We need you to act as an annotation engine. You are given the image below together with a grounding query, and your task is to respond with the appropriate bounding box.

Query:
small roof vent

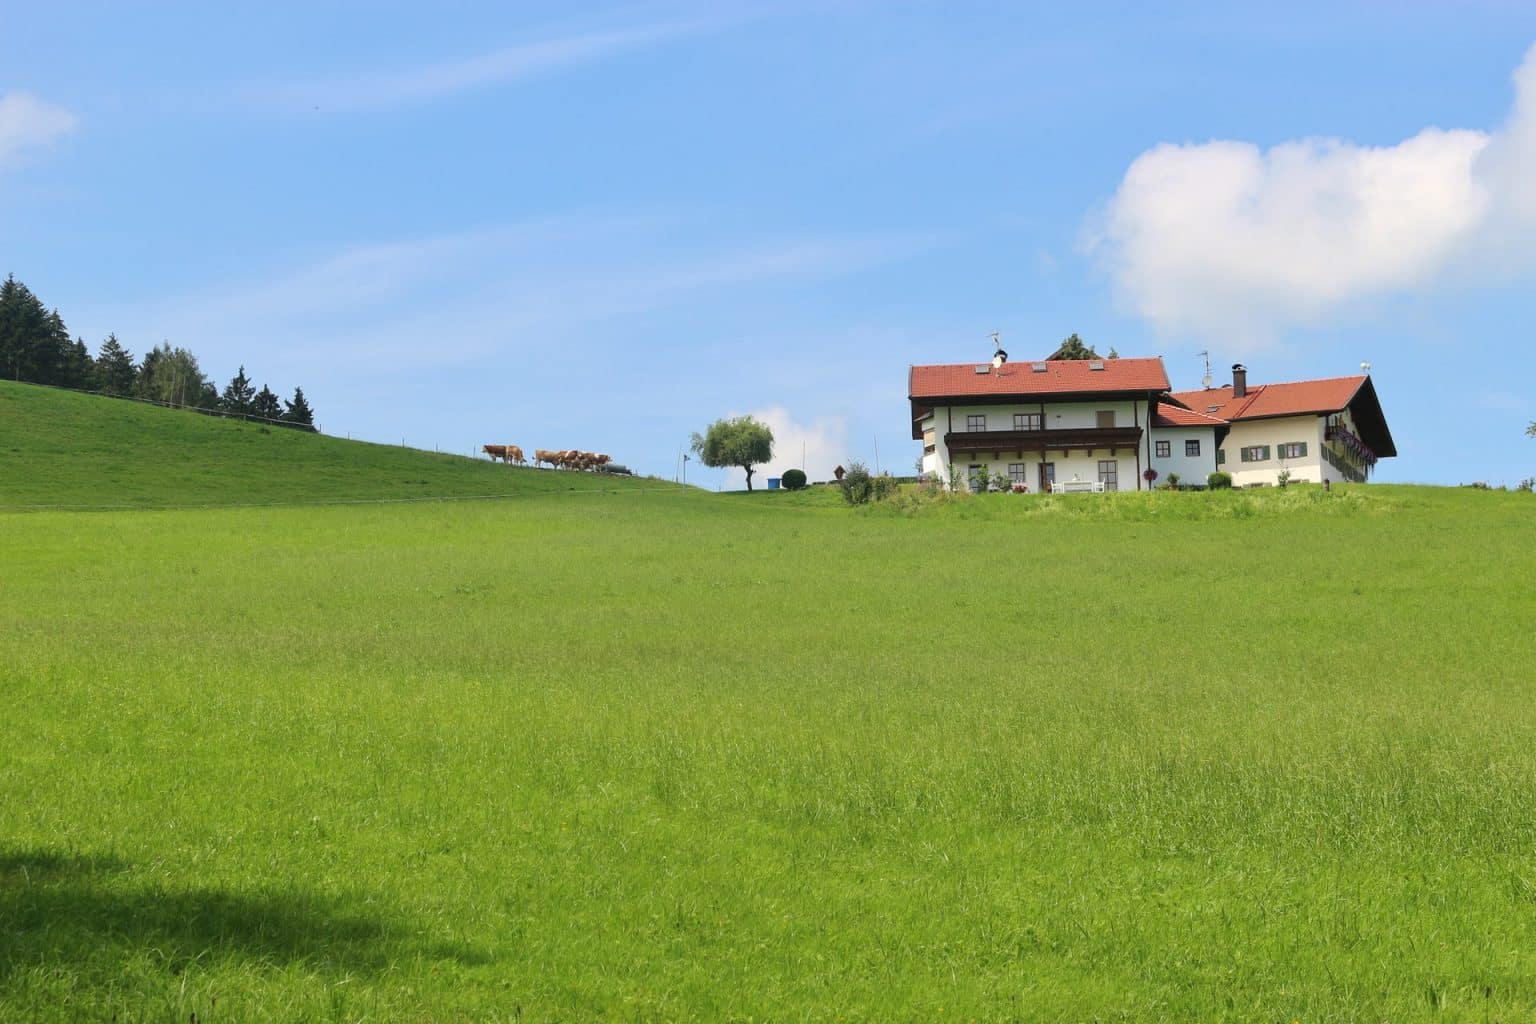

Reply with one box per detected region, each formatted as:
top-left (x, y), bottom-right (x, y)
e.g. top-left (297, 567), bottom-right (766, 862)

top-left (974, 364), bottom-right (991, 374)
top-left (1088, 360), bottom-right (1105, 371)
top-left (1031, 362), bottom-right (1048, 373)
top-left (1206, 405), bottom-right (1221, 414)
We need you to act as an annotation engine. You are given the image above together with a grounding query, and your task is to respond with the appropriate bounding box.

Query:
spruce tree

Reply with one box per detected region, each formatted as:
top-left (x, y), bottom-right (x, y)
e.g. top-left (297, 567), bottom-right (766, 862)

top-left (0, 276), bottom-right (53, 382)
top-left (283, 386), bottom-right (315, 429)
top-left (220, 365), bottom-right (256, 415)
top-left (95, 334), bottom-right (137, 395)
top-left (63, 337), bottom-right (95, 389)
top-left (252, 384), bottom-right (282, 421)
top-left (1047, 333), bottom-right (1101, 361)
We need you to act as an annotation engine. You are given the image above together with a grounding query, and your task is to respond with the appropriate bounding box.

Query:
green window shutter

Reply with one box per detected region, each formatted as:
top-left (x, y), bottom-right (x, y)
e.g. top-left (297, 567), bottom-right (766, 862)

top-left (1217, 449), bottom-right (1226, 465)
top-left (1260, 446), bottom-right (1270, 461)
top-left (1297, 442), bottom-right (1307, 458)
top-left (1239, 448), bottom-right (1250, 463)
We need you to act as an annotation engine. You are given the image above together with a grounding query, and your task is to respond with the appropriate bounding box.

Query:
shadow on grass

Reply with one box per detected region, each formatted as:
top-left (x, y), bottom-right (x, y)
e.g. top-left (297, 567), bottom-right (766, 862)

top-left (0, 848), bottom-right (478, 986)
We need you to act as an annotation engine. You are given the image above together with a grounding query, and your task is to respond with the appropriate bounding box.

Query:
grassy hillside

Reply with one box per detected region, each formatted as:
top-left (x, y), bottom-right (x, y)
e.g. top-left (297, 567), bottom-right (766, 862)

top-left (4, 475), bottom-right (1535, 1020)
top-left (0, 381), bottom-right (649, 507)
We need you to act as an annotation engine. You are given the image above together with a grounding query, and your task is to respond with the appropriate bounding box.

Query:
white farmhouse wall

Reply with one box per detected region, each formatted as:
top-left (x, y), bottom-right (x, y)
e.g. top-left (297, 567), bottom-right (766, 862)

top-left (923, 397), bottom-right (1154, 491)
top-left (1147, 426), bottom-right (1219, 486)
top-left (939, 399), bottom-right (1148, 433)
top-left (1220, 415), bottom-right (1324, 486)
top-left (1318, 405), bottom-right (1366, 484)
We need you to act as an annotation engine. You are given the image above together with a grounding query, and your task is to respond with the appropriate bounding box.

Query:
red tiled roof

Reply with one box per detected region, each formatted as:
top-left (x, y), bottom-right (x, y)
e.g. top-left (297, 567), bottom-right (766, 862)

top-left (909, 357), bottom-right (1169, 399)
top-left (1153, 404), bottom-right (1227, 428)
top-left (1168, 376), bottom-right (1366, 422)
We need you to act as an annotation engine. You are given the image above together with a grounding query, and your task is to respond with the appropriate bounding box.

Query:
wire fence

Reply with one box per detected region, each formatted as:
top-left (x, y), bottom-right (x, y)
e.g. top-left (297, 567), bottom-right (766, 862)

top-left (7, 378), bottom-right (319, 432)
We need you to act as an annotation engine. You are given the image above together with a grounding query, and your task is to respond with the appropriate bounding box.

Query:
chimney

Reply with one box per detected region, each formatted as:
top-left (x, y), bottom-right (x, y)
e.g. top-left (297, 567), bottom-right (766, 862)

top-left (1231, 363), bottom-right (1247, 398)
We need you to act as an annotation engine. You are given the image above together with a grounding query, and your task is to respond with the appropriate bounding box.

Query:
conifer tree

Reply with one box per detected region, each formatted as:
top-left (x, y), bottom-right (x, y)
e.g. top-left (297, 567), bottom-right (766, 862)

top-left (94, 334), bottom-right (137, 395)
top-left (0, 275), bottom-right (53, 382)
top-left (252, 384), bottom-right (282, 421)
top-left (220, 365), bottom-right (256, 415)
top-left (283, 386), bottom-right (315, 428)
top-left (1047, 333), bottom-right (1101, 360)
top-left (62, 336), bottom-right (95, 389)
top-left (136, 342), bottom-right (211, 407)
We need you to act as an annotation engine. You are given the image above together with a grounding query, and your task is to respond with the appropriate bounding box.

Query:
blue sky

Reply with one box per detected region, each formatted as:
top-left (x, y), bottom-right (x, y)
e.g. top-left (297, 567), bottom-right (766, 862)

top-left (4, 2), bottom-right (1536, 486)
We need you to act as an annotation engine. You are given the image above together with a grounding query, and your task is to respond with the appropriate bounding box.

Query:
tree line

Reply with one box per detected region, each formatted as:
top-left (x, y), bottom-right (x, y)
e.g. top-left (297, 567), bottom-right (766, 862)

top-left (0, 274), bottom-right (315, 428)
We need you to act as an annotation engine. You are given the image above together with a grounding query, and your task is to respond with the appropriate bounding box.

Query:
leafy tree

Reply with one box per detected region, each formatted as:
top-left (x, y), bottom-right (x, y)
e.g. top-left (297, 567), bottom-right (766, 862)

top-left (1047, 333), bottom-right (1101, 360)
top-left (220, 365), bottom-right (256, 415)
top-left (1528, 422), bottom-right (1535, 438)
top-left (136, 342), bottom-right (211, 407)
top-left (252, 384), bottom-right (282, 421)
top-left (691, 415), bottom-right (774, 491)
top-left (94, 334), bottom-right (137, 395)
top-left (1107, 346), bottom-right (1120, 359)
top-left (283, 386), bottom-right (315, 428)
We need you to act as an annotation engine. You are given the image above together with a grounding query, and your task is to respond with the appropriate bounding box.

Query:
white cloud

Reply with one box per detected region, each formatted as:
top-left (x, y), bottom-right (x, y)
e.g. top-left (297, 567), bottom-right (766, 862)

top-left (251, 17), bottom-right (724, 113)
top-left (723, 406), bottom-right (848, 488)
top-left (1093, 43), bottom-right (1536, 348)
top-left (0, 92), bottom-right (77, 167)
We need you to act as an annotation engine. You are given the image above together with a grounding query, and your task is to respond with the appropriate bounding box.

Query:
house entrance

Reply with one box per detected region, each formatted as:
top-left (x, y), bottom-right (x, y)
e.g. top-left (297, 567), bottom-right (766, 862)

top-left (1038, 461), bottom-right (1055, 493)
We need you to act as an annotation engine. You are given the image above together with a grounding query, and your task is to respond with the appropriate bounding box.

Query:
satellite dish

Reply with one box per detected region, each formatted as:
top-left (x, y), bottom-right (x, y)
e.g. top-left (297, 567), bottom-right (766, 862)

top-left (1360, 361), bottom-right (1371, 373)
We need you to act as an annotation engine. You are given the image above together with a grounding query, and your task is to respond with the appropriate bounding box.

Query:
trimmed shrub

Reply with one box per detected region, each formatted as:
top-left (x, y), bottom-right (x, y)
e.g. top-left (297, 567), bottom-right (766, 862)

top-left (1208, 471), bottom-right (1233, 490)
top-left (780, 468), bottom-right (807, 491)
top-left (840, 461), bottom-right (875, 505)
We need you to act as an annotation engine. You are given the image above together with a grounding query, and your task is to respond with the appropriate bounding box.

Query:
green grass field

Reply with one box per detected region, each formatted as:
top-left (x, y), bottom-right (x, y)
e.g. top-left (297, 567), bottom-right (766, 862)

top-left (0, 382), bottom-right (651, 508)
top-left (4, 383), bottom-right (1536, 1021)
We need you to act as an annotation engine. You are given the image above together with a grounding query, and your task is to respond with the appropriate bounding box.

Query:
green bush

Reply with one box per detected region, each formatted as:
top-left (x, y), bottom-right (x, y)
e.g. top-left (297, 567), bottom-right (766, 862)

top-left (780, 468), bottom-right (807, 491)
top-left (840, 461), bottom-right (898, 505)
top-left (1208, 471), bottom-right (1233, 490)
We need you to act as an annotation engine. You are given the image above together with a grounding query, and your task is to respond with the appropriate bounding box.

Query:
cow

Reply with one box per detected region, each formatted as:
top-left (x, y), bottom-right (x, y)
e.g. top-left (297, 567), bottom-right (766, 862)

top-left (507, 444), bottom-right (525, 465)
top-left (534, 449), bottom-right (557, 468)
top-left (482, 444), bottom-right (508, 462)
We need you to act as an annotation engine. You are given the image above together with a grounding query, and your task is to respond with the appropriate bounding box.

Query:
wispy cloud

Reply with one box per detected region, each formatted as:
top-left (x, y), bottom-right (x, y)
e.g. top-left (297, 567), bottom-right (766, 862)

top-left (0, 92), bottom-right (77, 167)
top-left (248, 16), bottom-right (729, 113)
top-left (91, 216), bottom-right (933, 373)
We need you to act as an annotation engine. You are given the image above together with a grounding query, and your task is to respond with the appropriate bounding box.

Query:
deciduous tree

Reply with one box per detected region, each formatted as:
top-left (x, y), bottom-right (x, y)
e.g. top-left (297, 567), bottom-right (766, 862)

top-left (691, 415), bottom-right (774, 491)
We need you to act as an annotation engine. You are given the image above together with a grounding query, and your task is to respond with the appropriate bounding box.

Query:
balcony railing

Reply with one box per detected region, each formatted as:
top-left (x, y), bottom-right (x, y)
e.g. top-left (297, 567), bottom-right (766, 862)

top-left (944, 425), bottom-right (1142, 455)
top-left (1324, 421), bottom-right (1378, 466)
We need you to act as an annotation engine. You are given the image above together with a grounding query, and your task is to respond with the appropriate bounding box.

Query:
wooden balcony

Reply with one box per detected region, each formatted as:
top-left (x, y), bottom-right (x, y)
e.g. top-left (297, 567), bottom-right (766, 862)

top-left (943, 426), bottom-right (1143, 456)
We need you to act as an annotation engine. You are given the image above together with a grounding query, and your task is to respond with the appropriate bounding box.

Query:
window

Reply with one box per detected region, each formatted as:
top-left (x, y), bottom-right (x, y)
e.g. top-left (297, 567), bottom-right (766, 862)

top-left (966, 414), bottom-right (987, 432)
top-left (1008, 463), bottom-right (1027, 483)
top-left (1014, 412), bottom-right (1042, 431)
top-left (1240, 445), bottom-right (1270, 463)
top-left (1098, 459), bottom-right (1119, 491)
top-left (1185, 439), bottom-right (1201, 457)
top-left (1155, 440), bottom-right (1171, 458)
top-left (1279, 442), bottom-right (1308, 459)
top-left (1217, 449), bottom-right (1226, 465)
top-left (967, 465), bottom-right (985, 491)
top-left (1096, 410), bottom-right (1115, 428)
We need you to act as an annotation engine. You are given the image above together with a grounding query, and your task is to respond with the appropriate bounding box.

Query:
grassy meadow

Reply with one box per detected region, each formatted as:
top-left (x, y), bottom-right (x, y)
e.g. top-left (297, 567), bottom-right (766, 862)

top-left (0, 381), bottom-right (650, 508)
top-left (4, 384), bottom-right (1536, 1021)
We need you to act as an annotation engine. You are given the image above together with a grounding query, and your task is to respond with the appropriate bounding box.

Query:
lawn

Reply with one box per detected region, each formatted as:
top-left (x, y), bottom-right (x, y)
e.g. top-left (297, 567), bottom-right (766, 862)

top-left (4, 386), bottom-right (1536, 1021)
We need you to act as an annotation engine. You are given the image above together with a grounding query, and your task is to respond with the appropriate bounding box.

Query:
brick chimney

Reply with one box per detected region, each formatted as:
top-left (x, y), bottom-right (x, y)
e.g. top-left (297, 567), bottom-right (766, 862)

top-left (1232, 363), bottom-right (1248, 398)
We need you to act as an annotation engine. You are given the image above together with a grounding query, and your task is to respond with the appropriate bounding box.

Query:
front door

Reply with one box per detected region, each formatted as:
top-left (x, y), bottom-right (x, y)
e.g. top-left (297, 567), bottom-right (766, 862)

top-left (1039, 461), bottom-right (1055, 493)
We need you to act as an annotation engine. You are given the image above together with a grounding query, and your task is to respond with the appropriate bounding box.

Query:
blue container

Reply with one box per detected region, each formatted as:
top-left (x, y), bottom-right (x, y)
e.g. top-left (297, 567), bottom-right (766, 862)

top-left (767, 477), bottom-right (781, 490)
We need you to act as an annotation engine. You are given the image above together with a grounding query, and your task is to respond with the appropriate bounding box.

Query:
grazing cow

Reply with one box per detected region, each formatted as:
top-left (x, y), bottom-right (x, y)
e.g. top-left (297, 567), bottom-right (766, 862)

top-left (507, 444), bottom-right (525, 465)
top-left (482, 444), bottom-right (508, 462)
top-left (534, 449), bottom-right (557, 468)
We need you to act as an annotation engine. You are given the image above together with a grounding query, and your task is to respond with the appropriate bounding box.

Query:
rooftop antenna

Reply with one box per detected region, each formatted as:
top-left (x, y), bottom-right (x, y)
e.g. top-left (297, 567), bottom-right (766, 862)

top-left (1199, 350), bottom-right (1213, 390)
top-left (989, 330), bottom-right (1002, 353)
top-left (1360, 361), bottom-right (1371, 374)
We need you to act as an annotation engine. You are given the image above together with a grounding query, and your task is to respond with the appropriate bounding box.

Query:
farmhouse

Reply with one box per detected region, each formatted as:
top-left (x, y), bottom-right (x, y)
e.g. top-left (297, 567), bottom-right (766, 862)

top-left (910, 352), bottom-right (1395, 490)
